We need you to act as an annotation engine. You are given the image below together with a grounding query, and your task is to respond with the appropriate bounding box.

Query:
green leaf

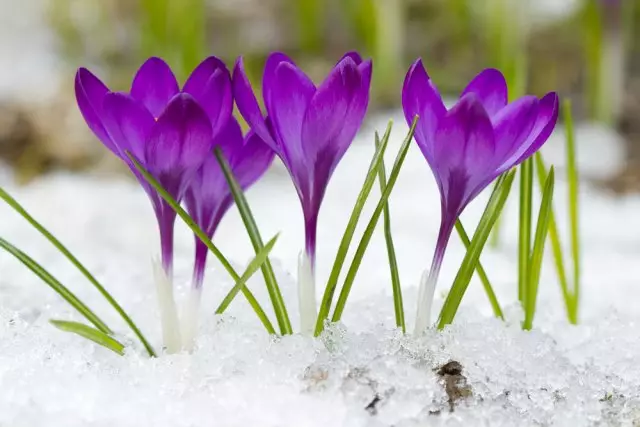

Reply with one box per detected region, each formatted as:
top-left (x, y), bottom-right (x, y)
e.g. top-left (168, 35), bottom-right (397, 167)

top-left (0, 236), bottom-right (111, 334)
top-left (126, 151), bottom-right (276, 335)
top-left (564, 99), bottom-right (581, 323)
top-left (214, 147), bottom-right (292, 335)
top-left (374, 132), bottom-right (405, 332)
top-left (0, 187), bottom-right (156, 357)
top-left (215, 233), bottom-right (280, 318)
top-left (314, 120), bottom-right (394, 336)
top-left (50, 320), bottom-right (125, 355)
top-left (454, 220), bottom-right (504, 320)
top-left (523, 167), bottom-right (555, 330)
top-left (331, 117), bottom-right (419, 324)
top-left (518, 159), bottom-right (533, 303)
top-left (534, 153), bottom-right (574, 321)
top-left (437, 170), bottom-right (516, 328)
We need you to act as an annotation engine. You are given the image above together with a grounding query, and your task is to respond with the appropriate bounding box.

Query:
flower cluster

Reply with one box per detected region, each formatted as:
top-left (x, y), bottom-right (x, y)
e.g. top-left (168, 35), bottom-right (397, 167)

top-left (75, 52), bottom-right (557, 349)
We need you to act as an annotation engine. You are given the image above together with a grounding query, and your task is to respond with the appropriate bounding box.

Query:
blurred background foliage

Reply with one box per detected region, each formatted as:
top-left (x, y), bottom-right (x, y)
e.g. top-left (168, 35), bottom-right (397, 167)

top-left (2, 0), bottom-right (639, 186)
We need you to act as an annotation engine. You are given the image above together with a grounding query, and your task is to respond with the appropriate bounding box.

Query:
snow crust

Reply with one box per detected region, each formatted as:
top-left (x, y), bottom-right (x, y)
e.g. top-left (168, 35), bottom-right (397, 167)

top-left (1, 113), bottom-right (639, 426)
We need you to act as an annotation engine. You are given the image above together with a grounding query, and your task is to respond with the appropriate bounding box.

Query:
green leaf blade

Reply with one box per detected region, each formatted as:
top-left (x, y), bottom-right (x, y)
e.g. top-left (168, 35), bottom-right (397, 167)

top-left (437, 170), bottom-right (517, 328)
top-left (331, 117), bottom-right (419, 324)
top-left (523, 167), bottom-right (555, 330)
top-left (518, 159), bottom-right (533, 304)
top-left (375, 132), bottom-right (405, 332)
top-left (563, 99), bottom-right (580, 323)
top-left (0, 187), bottom-right (156, 357)
top-left (50, 320), bottom-right (125, 355)
top-left (213, 147), bottom-right (292, 335)
top-left (0, 236), bottom-right (111, 334)
top-left (314, 120), bottom-right (395, 336)
top-left (454, 220), bottom-right (504, 320)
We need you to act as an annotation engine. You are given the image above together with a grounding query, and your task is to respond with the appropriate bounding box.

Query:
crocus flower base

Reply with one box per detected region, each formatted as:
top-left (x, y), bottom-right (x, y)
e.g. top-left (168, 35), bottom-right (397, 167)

top-left (297, 250), bottom-right (317, 335)
top-left (152, 257), bottom-right (182, 354)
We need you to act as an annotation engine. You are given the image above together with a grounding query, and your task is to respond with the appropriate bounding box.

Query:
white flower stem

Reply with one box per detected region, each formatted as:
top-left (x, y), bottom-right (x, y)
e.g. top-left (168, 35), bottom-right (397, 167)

top-left (298, 251), bottom-right (317, 335)
top-left (180, 285), bottom-right (202, 352)
top-left (152, 258), bottom-right (182, 354)
top-left (414, 268), bottom-right (438, 335)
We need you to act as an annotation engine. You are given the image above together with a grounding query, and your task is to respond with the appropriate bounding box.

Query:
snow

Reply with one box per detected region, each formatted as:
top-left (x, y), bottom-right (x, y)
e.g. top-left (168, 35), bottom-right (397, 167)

top-left (1, 111), bottom-right (639, 426)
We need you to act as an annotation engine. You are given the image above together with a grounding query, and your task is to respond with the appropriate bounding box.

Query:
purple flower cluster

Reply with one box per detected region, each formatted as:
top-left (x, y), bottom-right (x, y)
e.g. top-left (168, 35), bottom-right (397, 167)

top-left (75, 52), bottom-right (558, 335)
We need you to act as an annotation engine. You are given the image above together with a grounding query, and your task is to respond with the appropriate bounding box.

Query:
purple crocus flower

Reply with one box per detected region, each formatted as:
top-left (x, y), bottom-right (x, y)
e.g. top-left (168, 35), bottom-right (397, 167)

top-left (184, 117), bottom-right (275, 289)
top-left (403, 59), bottom-right (559, 334)
top-left (75, 57), bottom-right (232, 276)
top-left (233, 51), bottom-right (372, 266)
top-left (233, 52), bottom-right (372, 333)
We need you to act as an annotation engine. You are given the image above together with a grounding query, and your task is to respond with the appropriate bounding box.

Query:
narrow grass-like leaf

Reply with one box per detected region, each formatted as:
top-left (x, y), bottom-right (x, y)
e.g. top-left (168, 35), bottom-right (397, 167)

top-left (0, 237), bottom-right (111, 333)
top-left (331, 118), bottom-right (418, 324)
top-left (374, 133), bottom-right (405, 332)
top-left (564, 99), bottom-right (580, 322)
top-left (437, 170), bottom-right (516, 328)
top-left (454, 220), bottom-right (504, 320)
top-left (523, 167), bottom-right (555, 330)
top-left (314, 120), bottom-right (395, 336)
top-left (534, 153), bottom-right (574, 321)
top-left (518, 159), bottom-right (533, 303)
top-left (127, 152), bottom-right (276, 334)
top-left (215, 233), bottom-right (279, 320)
top-left (214, 147), bottom-right (292, 335)
top-left (0, 187), bottom-right (156, 357)
top-left (50, 320), bottom-right (125, 355)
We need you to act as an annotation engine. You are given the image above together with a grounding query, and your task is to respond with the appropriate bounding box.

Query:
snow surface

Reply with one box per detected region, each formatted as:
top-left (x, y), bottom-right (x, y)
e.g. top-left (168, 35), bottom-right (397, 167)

top-left (1, 112), bottom-right (639, 426)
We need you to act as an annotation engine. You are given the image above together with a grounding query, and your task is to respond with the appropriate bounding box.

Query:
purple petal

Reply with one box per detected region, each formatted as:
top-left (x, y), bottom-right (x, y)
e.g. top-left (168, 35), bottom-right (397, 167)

top-left (301, 57), bottom-right (360, 163)
top-left (184, 120), bottom-right (273, 240)
top-left (338, 51), bottom-right (363, 65)
top-left (130, 57), bottom-right (179, 118)
top-left (492, 96), bottom-right (539, 169)
top-left (511, 92), bottom-right (559, 165)
top-left (183, 57), bottom-right (233, 136)
top-left (461, 68), bottom-right (508, 117)
top-left (262, 52), bottom-right (297, 119)
top-left (433, 94), bottom-right (495, 215)
top-left (231, 130), bottom-right (275, 189)
top-left (269, 61), bottom-right (316, 176)
top-left (402, 59), bottom-right (447, 163)
top-left (232, 57), bottom-right (278, 150)
top-left (75, 68), bottom-right (118, 154)
top-left (101, 92), bottom-right (155, 163)
top-left (145, 93), bottom-right (213, 180)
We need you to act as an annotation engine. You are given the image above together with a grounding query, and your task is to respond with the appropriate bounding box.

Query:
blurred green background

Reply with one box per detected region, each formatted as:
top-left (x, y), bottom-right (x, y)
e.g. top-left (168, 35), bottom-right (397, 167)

top-left (1, 0), bottom-right (639, 189)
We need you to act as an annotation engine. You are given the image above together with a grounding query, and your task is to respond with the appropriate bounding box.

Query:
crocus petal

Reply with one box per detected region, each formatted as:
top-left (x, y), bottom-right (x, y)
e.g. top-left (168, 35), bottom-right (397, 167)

top-left (301, 57), bottom-right (361, 167)
top-left (263, 52), bottom-right (297, 119)
top-left (75, 68), bottom-right (118, 154)
top-left (402, 59), bottom-right (447, 163)
top-left (231, 130), bottom-right (275, 189)
top-left (433, 94), bottom-right (495, 214)
top-left (460, 68), bottom-right (508, 117)
top-left (183, 56), bottom-right (233, 136)
top-left (101, 92), bottom-right (155, 163)
top-left (130, 57), bottom-right (180, 118)
top-left (232, 57), bottom-right (278, 150)
top-left (492, 95), bottom-right (539, 167)
top-left (511, 92), bottom-right (559, 166)
top-left (270, 61), bottom-right (316, 175)
top-left (145, 93), bottom-right (213, 178)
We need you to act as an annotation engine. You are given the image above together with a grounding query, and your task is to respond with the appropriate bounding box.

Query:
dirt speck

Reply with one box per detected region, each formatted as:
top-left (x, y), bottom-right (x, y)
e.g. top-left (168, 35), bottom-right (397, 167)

top-left (435, 360), bottom-right (472, 412)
